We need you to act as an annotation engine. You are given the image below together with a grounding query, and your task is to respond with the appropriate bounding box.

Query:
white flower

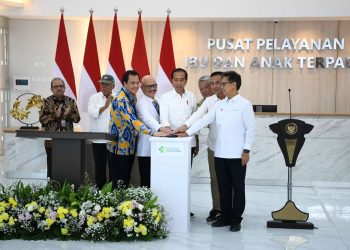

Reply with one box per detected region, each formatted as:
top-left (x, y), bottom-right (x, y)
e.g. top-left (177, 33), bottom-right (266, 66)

top-left (94, 205), bottom-right (101, 212)
top-left (27, 205), bottom-right (34, 212)
top-left (137, 204), bottom-right (144, 211)
top-left (125, 209), bottom-right (132, 216)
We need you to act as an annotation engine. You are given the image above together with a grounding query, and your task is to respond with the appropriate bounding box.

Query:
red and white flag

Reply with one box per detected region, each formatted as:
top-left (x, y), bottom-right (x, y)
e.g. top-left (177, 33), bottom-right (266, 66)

top-left (78, 12), bottom-right (101, 113)
top-left (53, 11), bottom-right (76, 99)
top-left (107, 11), bottom-right (125, 92)
top-left (156, 14), bottom-right (176, 96)
top-left (131, 12), bottom-right (150, 79)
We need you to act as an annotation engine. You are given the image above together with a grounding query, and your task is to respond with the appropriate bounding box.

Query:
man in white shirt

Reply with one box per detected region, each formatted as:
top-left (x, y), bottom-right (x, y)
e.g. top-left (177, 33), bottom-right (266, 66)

top-left (180, 71), bottom-right (255, 232)
top-left (136, 75), bottom-right (171, 187)
top-left (160, 68), bottom-right (198, 218)
top-left (88, 74), bottom-right (115, 189)
top-left (175, 71), bottom-right (225, 223)
top-left (160, 68), bottom-right (198, 158)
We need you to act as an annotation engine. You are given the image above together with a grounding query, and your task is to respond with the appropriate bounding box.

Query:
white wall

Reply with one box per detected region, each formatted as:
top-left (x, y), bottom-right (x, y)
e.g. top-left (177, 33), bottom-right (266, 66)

top-left (1, 0), bottom-right (350, 20)
top-left (0, 15), bottom-right (9, 154)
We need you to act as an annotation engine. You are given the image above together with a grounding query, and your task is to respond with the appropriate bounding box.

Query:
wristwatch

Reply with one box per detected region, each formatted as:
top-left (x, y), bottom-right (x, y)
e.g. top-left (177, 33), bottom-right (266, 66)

top-left (243, 149), bottom-right (250, 153)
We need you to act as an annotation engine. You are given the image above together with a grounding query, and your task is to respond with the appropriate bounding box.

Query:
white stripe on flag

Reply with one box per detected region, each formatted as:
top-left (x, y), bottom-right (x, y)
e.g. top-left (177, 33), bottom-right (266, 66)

top-left (78, 66), bottom-right (98, 112)
top-left (156, 64), bottom-right (173, 97)
top-left (53, 63), bottom-right (76, 100)
top-left (106, 63), bottom-right (123, 93)
top-left (77, 66), bottom-right (97, 131)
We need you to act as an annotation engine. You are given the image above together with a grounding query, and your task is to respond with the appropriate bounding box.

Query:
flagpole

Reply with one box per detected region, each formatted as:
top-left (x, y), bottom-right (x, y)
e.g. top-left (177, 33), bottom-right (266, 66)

top-left (167, 8), bottom-right (171, 16)
top-left (108, 6), bottom-right (125, 91)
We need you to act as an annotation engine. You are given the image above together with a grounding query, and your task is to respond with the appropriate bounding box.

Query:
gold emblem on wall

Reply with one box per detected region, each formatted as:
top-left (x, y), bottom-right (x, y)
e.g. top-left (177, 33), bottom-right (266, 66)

top-left (285, 123), bottom-right (298, 135)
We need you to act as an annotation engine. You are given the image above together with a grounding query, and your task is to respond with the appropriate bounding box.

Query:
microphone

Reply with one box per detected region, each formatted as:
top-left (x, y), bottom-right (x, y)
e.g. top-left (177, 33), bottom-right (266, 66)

top-left (288, 89), bottom-right (292, 119)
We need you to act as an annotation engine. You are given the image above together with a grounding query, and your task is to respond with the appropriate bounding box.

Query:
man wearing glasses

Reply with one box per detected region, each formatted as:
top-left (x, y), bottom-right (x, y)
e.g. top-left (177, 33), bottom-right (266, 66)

top-left (39, 77), bottom-right (81, 178)
top-left (179, 71), bottom-right (255, 232)
top-left (136, 75), bottom-right (171, 187)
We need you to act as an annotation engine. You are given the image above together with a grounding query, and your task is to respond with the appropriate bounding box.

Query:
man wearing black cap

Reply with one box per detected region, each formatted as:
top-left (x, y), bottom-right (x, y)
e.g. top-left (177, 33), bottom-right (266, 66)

top-left (88, 74), bottom-right (116, 189)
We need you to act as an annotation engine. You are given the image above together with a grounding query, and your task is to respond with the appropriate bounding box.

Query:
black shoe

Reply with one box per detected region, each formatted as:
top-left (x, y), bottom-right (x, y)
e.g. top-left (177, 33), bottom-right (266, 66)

top-left (211, 216), bottom-right (230, 227)
top-left (206, 209), bottom-right (221, 223)
top-left (190, 212), bottom-right (195, 218)
top-left (229, 222), bottom-right (241, 232)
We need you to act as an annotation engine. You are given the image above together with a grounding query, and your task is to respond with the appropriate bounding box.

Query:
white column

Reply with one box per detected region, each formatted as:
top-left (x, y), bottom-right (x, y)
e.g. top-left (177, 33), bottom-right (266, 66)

top-left (150, 137), bottom-right (192, 233)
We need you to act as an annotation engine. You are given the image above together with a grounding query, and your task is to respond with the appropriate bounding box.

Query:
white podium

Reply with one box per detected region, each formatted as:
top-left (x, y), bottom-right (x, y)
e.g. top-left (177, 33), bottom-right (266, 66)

top-left (150, 137), bottom-right (192, 233)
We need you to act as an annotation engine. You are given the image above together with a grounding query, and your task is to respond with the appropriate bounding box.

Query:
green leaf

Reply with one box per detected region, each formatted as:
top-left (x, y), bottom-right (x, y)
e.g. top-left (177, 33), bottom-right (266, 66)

top-left (101, 182), bottom-right (113, 195)
top-left (144, 196), bottom-right (158, 208)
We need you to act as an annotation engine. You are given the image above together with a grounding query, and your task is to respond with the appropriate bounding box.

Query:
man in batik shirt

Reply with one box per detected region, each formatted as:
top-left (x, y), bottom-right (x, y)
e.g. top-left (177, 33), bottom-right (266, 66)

top-left (39, 77), bottom-right (80, 178)
top-left (107, 70), bottom-right (166, 188)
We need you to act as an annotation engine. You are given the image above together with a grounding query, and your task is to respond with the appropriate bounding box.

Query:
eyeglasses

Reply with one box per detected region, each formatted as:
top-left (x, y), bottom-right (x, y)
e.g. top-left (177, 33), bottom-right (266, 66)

top-left (143, 84), bottom-right (158, 90)
top-left (52, 85), bottom-right (65, 89)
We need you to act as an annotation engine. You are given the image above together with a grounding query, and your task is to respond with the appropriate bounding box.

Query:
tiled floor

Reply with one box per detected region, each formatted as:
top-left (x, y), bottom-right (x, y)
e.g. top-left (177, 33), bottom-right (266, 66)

top-left (1, 157), bottom-right (350, 249)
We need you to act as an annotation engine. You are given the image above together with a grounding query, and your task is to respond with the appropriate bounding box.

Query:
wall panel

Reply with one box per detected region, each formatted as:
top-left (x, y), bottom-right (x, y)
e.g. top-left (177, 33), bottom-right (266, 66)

top-left (336, 20), bottom-right (350, 114)
top-left (273, 21), bottom-right (338, 113)
top-left (212, 21), bottom-right (274, 105)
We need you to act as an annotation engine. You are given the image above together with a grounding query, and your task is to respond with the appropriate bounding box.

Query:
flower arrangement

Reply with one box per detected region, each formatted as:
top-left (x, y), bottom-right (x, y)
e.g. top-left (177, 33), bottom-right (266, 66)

top-left (0, 180), bottom-right (168, 241)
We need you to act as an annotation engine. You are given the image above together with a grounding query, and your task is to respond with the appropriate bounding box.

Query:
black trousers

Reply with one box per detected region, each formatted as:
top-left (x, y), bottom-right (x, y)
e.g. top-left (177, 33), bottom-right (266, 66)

top-left (138, 156), bottom-right (151, 188)
top-left (92, 143), bottom-right (111, 189)
top-left (45, 146), bottom-right (52, 178)
top-left (214, 157), bottom-right (246, 222)
top-left (191, 147), bottom-right (196, 167)
top-left (110, 153), bottom-right (135, 189)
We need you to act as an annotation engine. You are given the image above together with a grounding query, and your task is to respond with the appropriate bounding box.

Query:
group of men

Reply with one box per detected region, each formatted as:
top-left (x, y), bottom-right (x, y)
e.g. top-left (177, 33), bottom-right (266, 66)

top-left (39, 68), bottom-right (255, 232)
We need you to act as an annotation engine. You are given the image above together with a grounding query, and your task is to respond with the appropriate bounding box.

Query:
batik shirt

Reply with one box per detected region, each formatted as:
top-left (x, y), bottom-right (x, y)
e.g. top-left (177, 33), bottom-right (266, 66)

top-left (39, 95), bottom-right (80, 147)
top-left (107, 87), bottom-right (154, 155)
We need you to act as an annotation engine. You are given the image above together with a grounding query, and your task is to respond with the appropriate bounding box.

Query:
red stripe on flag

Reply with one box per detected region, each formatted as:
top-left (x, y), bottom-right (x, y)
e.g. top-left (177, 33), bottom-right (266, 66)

top-left (83, 15), bottom-right (101, 92)
top-left (159, 15), bottom-right (176, 81)
top-left (55, 13), bottom-right (76, 97)
top-left (131, 14), bottom-right (150, 79)
top-left (109, 13), bottom-right (125, 82)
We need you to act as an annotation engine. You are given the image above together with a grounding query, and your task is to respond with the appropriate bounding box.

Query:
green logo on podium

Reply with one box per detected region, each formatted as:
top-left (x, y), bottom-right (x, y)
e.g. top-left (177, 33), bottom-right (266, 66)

top-left (158, 146), bottom-right (166, 153)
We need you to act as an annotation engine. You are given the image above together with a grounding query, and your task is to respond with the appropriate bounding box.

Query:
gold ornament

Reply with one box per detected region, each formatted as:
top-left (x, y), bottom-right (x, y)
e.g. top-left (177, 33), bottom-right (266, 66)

top-left (10, 93), bottom-right (43, 124)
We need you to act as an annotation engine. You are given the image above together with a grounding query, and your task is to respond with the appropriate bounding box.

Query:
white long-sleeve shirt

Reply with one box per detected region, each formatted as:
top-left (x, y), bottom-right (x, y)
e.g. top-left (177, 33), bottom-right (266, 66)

top-left (186, 94), bottom-right (255, 158)
top-left (160, 89), bottom-right (197, 147)
top-left (88, 91), bottom-right (116, 143)
top-left (185, 94), bottom-right (221, 151)
top-left (136, 94), bottom-right (162, 157)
